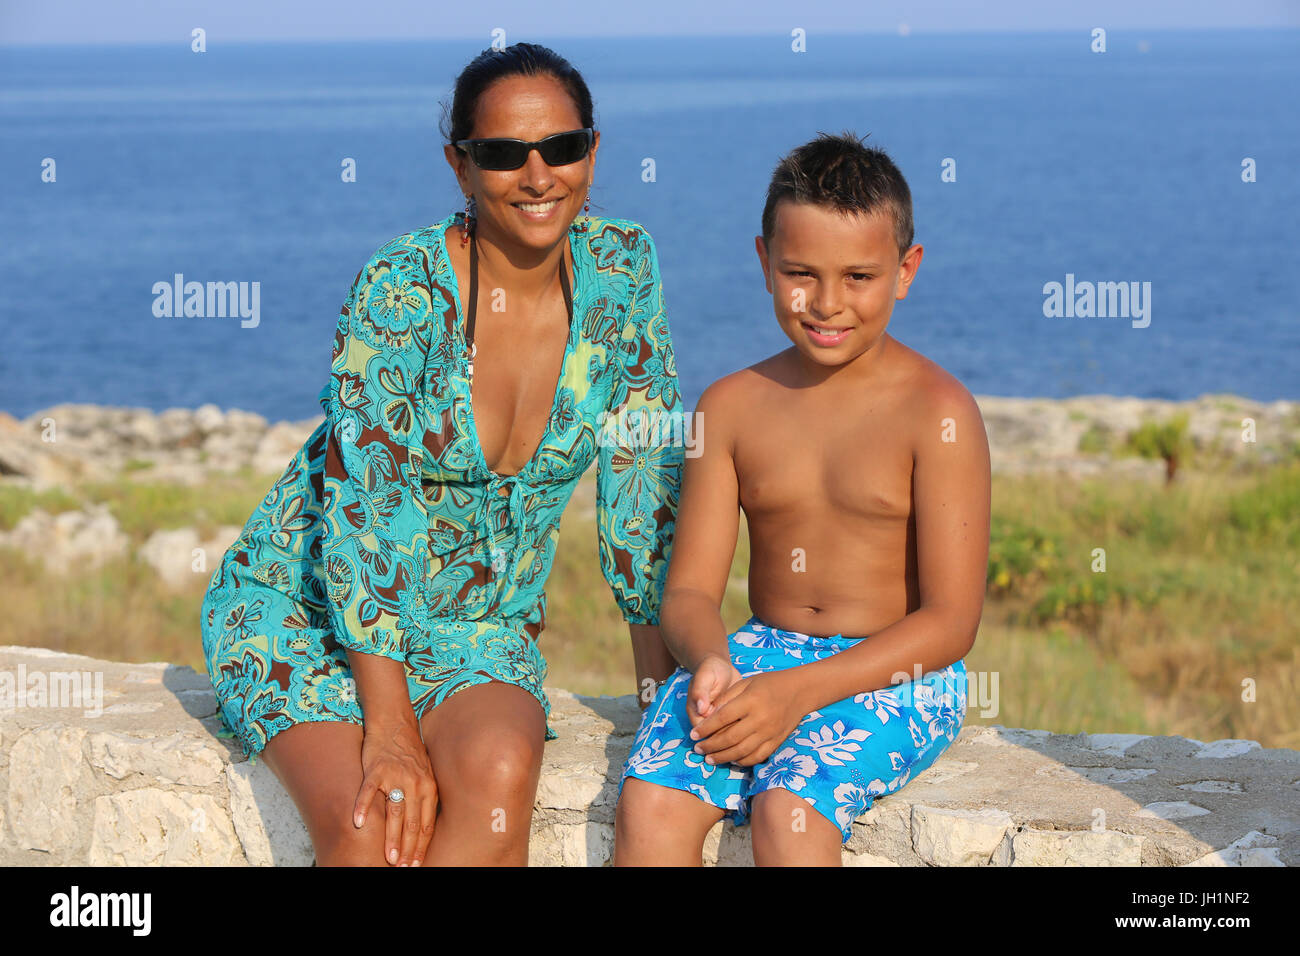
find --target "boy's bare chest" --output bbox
[734,398,915,523]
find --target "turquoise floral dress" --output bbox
[200,211,683,758]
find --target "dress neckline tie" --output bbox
[478,471,544,584]
[461,217,574,581]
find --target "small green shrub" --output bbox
[1125,412,1192,483]
[987,521,1060,596]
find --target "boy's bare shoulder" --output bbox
[889,338,984,425]
[694,355,785,414]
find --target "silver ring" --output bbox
[387,788,405,804]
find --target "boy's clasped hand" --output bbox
[686,654,809,767]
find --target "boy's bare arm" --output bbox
[658,380,742,671]
[779,378,991,714]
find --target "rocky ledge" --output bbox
[0,393,1296,490]
[1,646,1295,866]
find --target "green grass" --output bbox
[0,485,82,530]
[980,462,1300,747]
[76,467,274,541]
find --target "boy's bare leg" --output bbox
[615,778,726,865]
[749,788,843,866]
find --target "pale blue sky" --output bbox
[2,0,1297,45]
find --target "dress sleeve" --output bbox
[317,239,434,661]
[596,227,685,625]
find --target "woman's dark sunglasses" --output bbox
[454,128,594,171]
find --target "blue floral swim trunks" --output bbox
[618,615,968,844]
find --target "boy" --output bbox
[613,132,990,866]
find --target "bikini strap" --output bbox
[467,227,479,351]
[558,246,573,317]
[464,228,574,353]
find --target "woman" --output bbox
[200,43,683,866]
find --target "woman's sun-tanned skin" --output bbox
[615,199,990,865]
[258,72,676,869]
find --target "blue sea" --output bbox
[1,30,1297,420]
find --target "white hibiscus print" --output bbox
[754,746,818,791]
[907,716,928,749]
[686,785,742,812]
[732,623,803,660]
[626,737,683,774]
[854,687,904,725]
[795,720,872,766]
[913,683,963,742]
[684,746,721,778]
[832,778,887,831]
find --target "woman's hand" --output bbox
[687,670,808,767]
[686,652,743,727]
[353,717,438,866]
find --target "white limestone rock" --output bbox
[535,765,608,812]
[7,726,96,851]
[1194,739,1262,759]
[138,528,202,590]
[1067,766,1158,784]
[1085,733,1150,757]
[0,504,128,574]
[225,762,314,867]
[87,731,225,787]
[528,822,614,867]
[1182,830,1284,867]
[1135,801,1211,821]
[1011,827,1143,865]
[251,421,314,476]
[1177,779,1244,793]
[912,805,1015,866]
[88,789,244,866]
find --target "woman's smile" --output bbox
[512,197,565,220]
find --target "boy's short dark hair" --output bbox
[761,131,914,260]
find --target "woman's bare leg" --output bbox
[614,778,725,865]
[258,720,389,866]
[418,680,547,866]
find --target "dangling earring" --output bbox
[462,193,476,247]
[583,185,591,216]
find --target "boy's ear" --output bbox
[894,242,924,301]
[754,235,773,294]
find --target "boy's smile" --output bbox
[756,200,923,370]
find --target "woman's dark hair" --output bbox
[440,42,596,145]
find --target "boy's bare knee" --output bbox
[750,787,812,831]
[617,778,722,844]
[618,777,681,826]
[750,788,841,865]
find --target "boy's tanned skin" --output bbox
[616,198,990,865]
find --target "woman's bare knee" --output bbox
[423,683,546,810]
[259,720,390,865]
[312,801,389,866]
